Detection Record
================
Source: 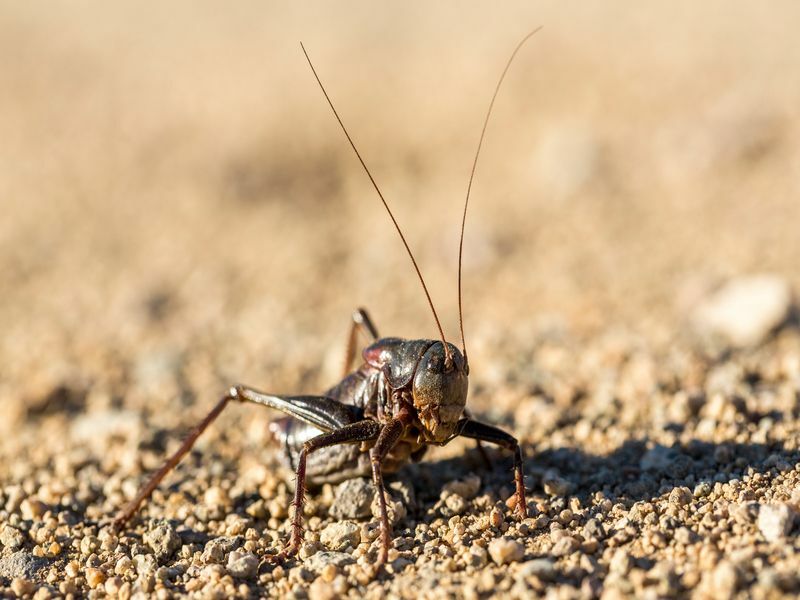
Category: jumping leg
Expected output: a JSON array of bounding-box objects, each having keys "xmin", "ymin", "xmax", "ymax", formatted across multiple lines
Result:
[
  {"xmin": 343, "ymin": 307, "xmax": 380, "ymax": 376},
  {"xmin": 113, "ymin": 385, "xmax": 363, "ymax": 530}
]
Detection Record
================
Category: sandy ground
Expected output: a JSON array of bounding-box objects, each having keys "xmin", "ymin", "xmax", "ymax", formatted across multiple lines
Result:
[{"xmin": 2, "ymin": 2, "xmax": 800, "ymax": 598}]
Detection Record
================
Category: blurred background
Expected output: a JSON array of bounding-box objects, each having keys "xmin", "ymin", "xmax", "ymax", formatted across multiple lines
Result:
[{"xmin": 1, "ymin": 2, "xmax": 799, "ymax": 450}]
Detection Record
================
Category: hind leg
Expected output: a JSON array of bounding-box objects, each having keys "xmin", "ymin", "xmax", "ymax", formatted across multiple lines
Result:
[
  {"xmin": 342, "ymin": 307, "xmax": 380, "ymax": 376},
  {"xmin": 113, "ymin": 385, "xmax": 363, "ymax": 530}
]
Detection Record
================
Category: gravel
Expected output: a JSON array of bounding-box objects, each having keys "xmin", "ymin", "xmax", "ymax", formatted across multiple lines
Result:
[
  {"xmin": 3, "ymin": 5, "xmax": 800, "ymax": 599},
  {"xmin": 330, "ymin": 478, "xmax": 373, "ymax": 520}
]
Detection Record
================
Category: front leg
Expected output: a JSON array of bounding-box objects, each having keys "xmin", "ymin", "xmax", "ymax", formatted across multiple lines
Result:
[
  {"xmin": 275, "ymin": 420, "xmax": 381, "ymax": 561},
  {"xmin": 459, "ymin": 419, "xmax": 528, "ymax": 519},
  {"xmin": 368, "ymin": 413, "xmax": 410, "ymax": 566}
]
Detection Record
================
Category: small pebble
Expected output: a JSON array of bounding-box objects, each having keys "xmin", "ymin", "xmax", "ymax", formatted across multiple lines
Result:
[
  {"xmin": 20, "ymin": 499, "xmax": 46, "ymax": 521},
  {"xmin": 320, "ymin": 522, "xmax": 360, "ymax": 551},
  {"xmin": 226, "ymin": 551, "xmax": 258, "ymax": 580},
  {"xmin": 758, "ymin": 503, "xmax": 796, "ymax": 542},
  {"xmin": 85, "ymin": 567, "xmax": 105, "ymax": 588},
  {"xmin": 518, "ymin": 558, "xmax": 556, "ymax": 582},
  {"xmin": 442, "ymin": 475, "xmax": 482, "ymax": 500},
  {"xmin": 329, "ymin": 478, "xmax": 373, "ymax": 519},
  {"xmin": 488, "ymin": 537, "xmax": 524, "ymax": 565},
  {"xmin": 144, "ymin": 522, "xmax": 181, "ymax": 560},
  {"xmin": 11, "ymin": 578, "xmax": 36, "ymax": 597},
  {"xmin": 1, "ymin": 527, "xmax": 26, "ymax": 550}
]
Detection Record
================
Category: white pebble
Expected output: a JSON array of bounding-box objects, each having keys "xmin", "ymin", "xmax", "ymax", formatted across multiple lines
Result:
[
  {"xmin": 488, "ymin": 537, "xmax": 524, "ymax": 565},
  {"xmin": 758, "ymin": 503, "xmax": 796, "ymax": 542},
  {"xmin": 692, "ymin": 275, "xmax": 793, "ymax": 347}
]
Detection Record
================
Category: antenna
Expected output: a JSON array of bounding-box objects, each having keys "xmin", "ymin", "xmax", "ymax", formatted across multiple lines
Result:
[
  {"xmin": 301, "ymin": 43, "xmax": 452, "ymax": 364},
  {"xmin": 457, "ymin": 28, "xmax": 542, "ymax": 367}
]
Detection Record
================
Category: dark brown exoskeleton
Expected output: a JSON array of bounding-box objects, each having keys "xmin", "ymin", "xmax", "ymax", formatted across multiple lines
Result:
[{"xmin": 113, "ymin": 29, "xmax": 541, "ymax": 567}]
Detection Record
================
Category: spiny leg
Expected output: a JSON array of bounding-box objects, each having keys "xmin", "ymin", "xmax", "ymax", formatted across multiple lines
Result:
[
  {"xmin": 113, "ymin": 389, "xmax": 236, "ymax": 530},
  {"xmin": 343, "ymin": 307, "xmax": 380, "ymax": 377},
  {"xmin": 275, "ymin": 420, "xmax": 381, "ymax": 562},
  {"xmin": 459, "ymin": 419, "xmax": 528, "ymax": 519},
  {"xmin": 368, "ymin": 415, "xmax": 408, "ymax": 565},
  {"xmin": 114, "ymin": 385, "xmax": 361, "ymax": 530}
]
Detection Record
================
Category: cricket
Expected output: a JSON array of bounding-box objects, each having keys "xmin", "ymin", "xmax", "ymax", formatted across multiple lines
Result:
[{"xmin": 113, "ymin": 30, "xmax": 541, "ymax": 568}]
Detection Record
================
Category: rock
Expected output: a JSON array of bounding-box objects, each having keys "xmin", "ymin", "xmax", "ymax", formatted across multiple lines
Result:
[
  {"xmin": 543, "ymin": 471, "xmax": 574, "ymax": 497},
  {"xmin": 0, "ymin": 526, "xmax": 26, "ymax": 550},
  {"xmin": 20, "ymin": 498, "xmax": 46, "ymax": 520},
  {"xmin": 468, "ymin": 545, "xmax": 489, "ymax": 568},
  {"xmin": 640, "ymin": 445, "xmax": 677, "ymax": 472},
  {"xmin": 320, "ymin": 522, "xmax": 360, "ymax": 551},
  {"xmin": 11, "ymin": 578, "xmax": 35, "ymax": 597},
  {"xmin": 443, "ymin": 492, "xmax": 468, "ymax": 515},
  {"xmin": 203, "ymin": 486, "xmax": 230, "ymax": 508},
  {"xmin": 80, "ymin": 535, "xmax": 100, "ymax": 556},
  {"xmin": 668, "ymin": 487, "xmax": 693, "ymax": 507},
  {"xmin": 70, "ymin": 410, "xmax": 141, "ymax": 445},
  {"xmin": 201, "ymin": 536, "xmax": 242, "ymax": 564},
  {"xmin": 758, "ymin": 504, "xmax": 796, "ymax": 542},
  {"xmin": 710, "ymin": 560, "xmax": 739, "ymax": 599},
  {"xmin": 304, "ymin": 551, "xmax": 356, "ymax": 574},
  {"xmin": 609, "ymin": 550, "xmax": 632, "ymax": 575},
  {"xmin": 144, "ymin": 521, "xmax": 182, "ymax": 561},
  {"xmin": 85, "ymin": 566, "xmax": 106, "ymax": 588},
  {"xmin": 329, "ymin": 478, "xmax": 373, "ymax": 519},
  {"xmin": 518, "ymin": 558, "xmax": 557, "ymax": 582},
  {"xmin": 132, "ymin": 553, "xmax": 157, "ymax": 576},
  {"xmin": 388, "ymin": 478, "xmax": 416, "ymax": 512},
  {"xmin": 442, "ymin": 475, "xmax": 481, "ymax": 501},
  {"xmin": 226, "ymin": 551, "xmax": 258, "ymax": 580},
  {"xmin": 370, "ymin": 489, "xmax": 406, "ymax": 526},
  {"xmin": 488, "ymin": 537, "xmax": 524, "ymax": 565},
  {"xmin": 692, "ymin": 275, "xmax": 793, "ymax": 347},
  {"xmin": 0, "ymin": 551, "xmax": 48, "ymax": 580},
  {"xmin": 309, "ymin": 577, "xmax": 339, "ymax": 600},
  {"xmin": 583, "ymin": 519, "xmax": 607, "ymax": 540},
  {"xmin": 552, "ymin": 536, "xmax": 580, "ymax": 556}
]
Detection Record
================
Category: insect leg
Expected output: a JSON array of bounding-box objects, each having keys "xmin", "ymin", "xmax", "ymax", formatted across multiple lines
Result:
[
  {"xmin": 113, "ymin": 390, "xmax": 237, "ymax": 530},
  {"xmin": 274, "ymin": 420, "xmax": 381, "ymax": 561},
  {"xmin": 458, "ymin": 419, "xmax": 528, "ymax": 519},
  {"xmin": 368, "ymin": 418, "xmax": 406, "ymax": 565},
  {"xmin": 343, "ymin": 307, "xmax": 380, "ymax": 376},
  {"xmin": 463, "ymin": 408, "xmax": 492, "ymax": 469},
  {"xmin": 113, "ymin": 385, "xmax": 362, "ymax": 530}
]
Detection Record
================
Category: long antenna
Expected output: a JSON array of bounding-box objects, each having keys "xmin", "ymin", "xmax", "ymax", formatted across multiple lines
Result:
[
  {"xmin": 301, "ymin": 43, "xmax": 452, "ymax": 364},
  {"xmin": 457, "ymin": 27, "xmax": 542, "ymax": 367}
]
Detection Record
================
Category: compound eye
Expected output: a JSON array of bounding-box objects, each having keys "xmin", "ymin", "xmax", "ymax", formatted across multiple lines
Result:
[{"xmin": 427, "ymin": 355, "xmax": 439, "ymax": 371}]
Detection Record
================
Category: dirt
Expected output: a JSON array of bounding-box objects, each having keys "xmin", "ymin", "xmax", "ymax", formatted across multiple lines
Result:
[{"xmin": 2, "ymin": 3, "xmax": 800, "ymax": 599}]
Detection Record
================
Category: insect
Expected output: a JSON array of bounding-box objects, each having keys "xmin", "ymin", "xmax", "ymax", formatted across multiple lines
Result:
[{"xmin": 113, "ymin": 29, "xmax": 541, "ymax": 567}]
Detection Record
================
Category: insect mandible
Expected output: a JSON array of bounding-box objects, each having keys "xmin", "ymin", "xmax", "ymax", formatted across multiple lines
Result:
[{"xmin": 113, "ymin": 29, "xmax": 541, "ymax": 568}]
